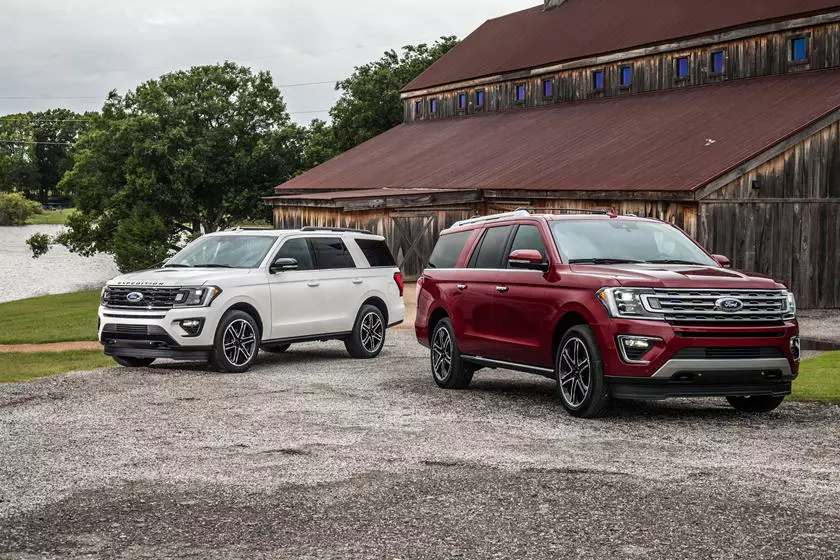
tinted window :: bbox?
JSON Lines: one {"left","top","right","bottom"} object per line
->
{"left": 356, "top": 238, "right": 396, "bottom": 267}
{"left": 166, "top": 235, "right": 278, "bottom": 269}
{"left": 274, "top": 238, "right": 314, "bottom": 271}
{"left": 428, "top": 230, "right": 472, "bottom": 269}
{"left": 468, "top": 226, "right": 514, "bottom": 269}
{"left": 507, "top": 225, "right": 548, "bottom": 267}
{"left": 310, "top": 237, "right": 356, "bottom": 270}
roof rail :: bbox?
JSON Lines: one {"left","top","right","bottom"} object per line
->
{"left": 450, "top": 209, "right": 532, "bottom": 229}
{"left": 520, "top": 207, "right": 616, "bottom": 216}
{"left": 226, "top": 226, "right": 275, "bottom": 231}
{"left": 300, "top": 226, "right": 374, "bottom": 235}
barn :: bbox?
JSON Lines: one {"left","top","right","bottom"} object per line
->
{"left": 267, "top": 0, "right": 840, "bottom": 308}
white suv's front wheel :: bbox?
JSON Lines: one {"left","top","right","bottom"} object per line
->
{"left": 210, "top": 310, "right": 260, "bottom": 373}
{"left": 345, "top": 304, "right": 386, "bottom": 359}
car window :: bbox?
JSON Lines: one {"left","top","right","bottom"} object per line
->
{"left": 310, "top": 237, "right": 356, "bottom": 270}
{"left": 165, "top": 235, "right": 278, "bottom": 269}
{"left": 468, "top": 226, "right": 514, "bottom": 269}
{"left": 427, "top": 230, "right": 473, "bottom": 269}
{"left": 507, "top": 225, "right": 548, "bottom": 268}
{"left": 355, "top": 238, "right": 397, "bottom": 267}
{"left": 274, "top": 238, "right": 314, "bottom": 271}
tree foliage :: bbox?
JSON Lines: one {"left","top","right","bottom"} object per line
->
{"left": 55, "top": 62, "right": 304, "bottom": 271}
{"left": 0, "top": 192, "right": 41, "bottom": 226}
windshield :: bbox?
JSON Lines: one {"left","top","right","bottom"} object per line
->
{"left": 165, "top": 235, "right": 278, "bottom": 269}
{"left": 549, "top": 220, "right": 717, "bottom": 266}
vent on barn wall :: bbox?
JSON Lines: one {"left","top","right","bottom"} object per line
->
{"left": 544, "top": 0, "right": 568, "bottom": 10}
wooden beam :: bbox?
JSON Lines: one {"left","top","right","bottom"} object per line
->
{"left": 481, "top": 189, "right": 695, "bottom": 201}
{"left": 401, "top": 11, "right": 840, "bottom": 98}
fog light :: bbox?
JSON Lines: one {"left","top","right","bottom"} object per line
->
{"left": 179, "top": 319, "right": 204, "bottom": 337}
{"left": 617, "top": 335, "right": 661, "bottom": 364}
{"left": 790, "top": 336, "right": 801, "bottom": 362}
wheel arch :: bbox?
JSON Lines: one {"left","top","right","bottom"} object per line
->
{"left": 427, "top": 306, "right": 450, "bottom": 343}
{"left": 551, "top": 306, "right": 597, "bottom": 360}
{"left": 360, "top": 295, "right": 389, "bottom": 325}
{"left": 224, "top": 302, "right": 265, "bottom": 339}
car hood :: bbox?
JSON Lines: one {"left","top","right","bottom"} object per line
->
{"left": 107, "top": 268, "right": 256, "bottom": 287}
{"left": 568, "top": 263, "right": 786, "bottom": 290}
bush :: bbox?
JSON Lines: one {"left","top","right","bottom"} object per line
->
{"left": 0, "top": 193, "right": 41, "bottom": 226}
{"left": 26, "top": 232, "right": 52, "bottom": 258}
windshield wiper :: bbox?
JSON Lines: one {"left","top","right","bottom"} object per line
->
{"left": 163, "top": 264, "right": 192, "bottom": 268}
{"left": 193, "top": 264, "right": 234, "bottom": 268}
{"left": 646, "top": 259, "right": 706, "bottom": 266}
{"left": 569, "top": 258, "right": 645, "bottom": 265}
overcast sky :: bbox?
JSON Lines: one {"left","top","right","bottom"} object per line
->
{"left": 0, "top": 0, "right": 537, "bottom": 124}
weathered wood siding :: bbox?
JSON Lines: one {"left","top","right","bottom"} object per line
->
{"left": 699, "top": 122, "right": 840, "bottom": 308}
{"left": 404, "top": 22, "right": 840, "bottom": 122}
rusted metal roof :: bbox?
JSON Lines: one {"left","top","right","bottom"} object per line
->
{"left": 403, "top": 0, "right": 840, "bottom": 92}
{"left": 276, "top": 70, "right": 840, "bottom": 195}
{"left": 266, "top": 188, "right": 444, "bottom": 201}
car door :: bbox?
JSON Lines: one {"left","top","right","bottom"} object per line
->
{"left": 452, "top": 225, "right": 514, "bottom": 358}
{"left": 492, "top": 223, "right": 556, "bottom": 368}
{"left": 308, "top": 236, "right": 364, "bottom": 335}
{"left": 267, "top": 236, "right": 322, "bottom": 340}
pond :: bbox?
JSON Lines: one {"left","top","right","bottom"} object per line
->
{"left": 0, "top": 225, "right": 120, "bottom": 303}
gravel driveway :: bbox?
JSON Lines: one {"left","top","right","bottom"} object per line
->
{"left": 1, "top": 330, "right": 839, "bottom": 559}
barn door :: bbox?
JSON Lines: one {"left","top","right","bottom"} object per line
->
{"left": 390, "top": 214, "right": 438, "bottom": 277}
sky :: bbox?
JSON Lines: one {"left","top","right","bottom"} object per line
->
{"left": 0, "top": 0, "right": 538, "bottom": 124}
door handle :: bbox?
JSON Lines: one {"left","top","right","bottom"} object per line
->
{"left": 456, "top": 284, "right": 467, "bottom": 291}
{"left": 496, "top": 286, "right": 509, "bottom": 293}
{"left": 307, "top": 281, "right": 321, "bottom": 288}
{"left": 352, "top": 279, "right": 364, "bottom": 285}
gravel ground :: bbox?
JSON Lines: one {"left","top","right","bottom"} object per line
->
{"left": 1, "top": 330, "right": 839, "bottom": 559}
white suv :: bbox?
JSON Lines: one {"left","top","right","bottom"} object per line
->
{"left": 98, "top": 227, "right": 405, "bottom": 372}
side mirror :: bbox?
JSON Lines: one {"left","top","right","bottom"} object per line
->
{"left": 508, "top": 249, "right": 549, "bottom": 272}
{"left": 712, "top": 254, "right": 731, "bottom": 268}
{"left": 270, "top": 257, "right": 299, "bottom": 274}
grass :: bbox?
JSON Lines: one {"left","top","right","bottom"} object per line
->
{"left": 792, "top": 351, "right": 840, "bottom": 403}
{"left": 0, "top": 351, "right": 113, "bottom": 383}
{"left": 26, "top": 208, "right": 76, "bottom": 225}
{"left": 0, "top": 290, "right": 101, "bottom": 345}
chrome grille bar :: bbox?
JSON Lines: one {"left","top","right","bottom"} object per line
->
{"left": 642, "top": 289, "right": 789, "bottom": 324}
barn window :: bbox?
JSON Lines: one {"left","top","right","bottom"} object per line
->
{"left": 515, "top": 84, "right": 526, "bottom": 102}
{"left": 415, "top": 100, "right": 422, "bottom": 115}
{"left": 476, "top": 90, "right": 485, "bottom": 108}
{"left": 431, "top": 98, "right": 438, "bottom": 113}
{"left": 711, "top": 51, "right": 725, "bottom": 74}
{"left": 620, "top": 66, "right": 632, "bottom": 87}
{"left": 791, "top": 37, "right": 808, "bottom": 61}
{"left": 458, "top": 93, "right": 466, "bottom": 110}
{"left": 543, "top": 79, "right": 553, "bottom": 98}
{"left": 592, "top": 70, "right": 604, "bottom": 90}
{"left": 677, "top": 57, "right": 689, "bottom": 78}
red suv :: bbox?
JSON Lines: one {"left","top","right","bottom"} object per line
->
{"left": 415, "top": 210, "right": 800, "bottom": 417}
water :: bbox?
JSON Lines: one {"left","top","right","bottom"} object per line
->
{"left": 0, "top": 225, "right": 120, "bottom": 303}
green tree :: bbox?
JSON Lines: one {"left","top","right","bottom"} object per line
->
{"left": 0, "top": 115, "right": 38, "bottom": 195}
{"left": 31, "top": 109, "right": 91, "bottom": 203}
{"left": 306, "top": 37, "right": 459, "bottom": 161}
{"left": 53, "top": 62, "right": 303, "bottom": 271}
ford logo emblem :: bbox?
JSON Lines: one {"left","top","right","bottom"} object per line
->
{"left": 126, "top": 292, "right": 144, "bottom": 303}
{"left": 715, "top": 297, "right": 744, "bottom": 312}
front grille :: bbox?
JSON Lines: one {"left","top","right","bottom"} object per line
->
{"left": 643, "top": 289, "right": 789, "bottom": 325}
{"left": 104, "top": 286, "right": 180, "bottom": 309}
{"left": 106, "top": 324, "right": 152, "bottom": 335}
{"left": 673, "top": 347, "right": 786, "bottom": 360}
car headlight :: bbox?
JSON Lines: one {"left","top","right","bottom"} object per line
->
{"left": 174, "top": 286, "right": 222, "bottom": 307}
{"left": 101, "top": 286, "right": 110, "bottom": 304}
{"left": 596, "top": 288, "right": 664, "bottom": 320}
{"left": 783, "top": 290, "right": 796, "bottom": 320}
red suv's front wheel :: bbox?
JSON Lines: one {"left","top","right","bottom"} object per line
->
{"left": 556, "top": 325, "right": 610, "bottom": 418}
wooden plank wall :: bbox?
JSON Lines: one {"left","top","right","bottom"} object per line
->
{"left": 699, "top": 122, "right": 840, "bottom": 308}
{"left": 404, "top": 22, "right": 840, "bottom": 122}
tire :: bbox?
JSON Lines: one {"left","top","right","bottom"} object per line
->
{"left": 555, "top": 325, "right": 609, "bottom": 418}
{"left": 430, "top": 318, "right": 474, "bottom": 390}
{"left": 345, "top": 304, "right": 386, "bottom": 359}
{"left": 726, "top": 395, "right": 785, "bottom": 413}
{"left": 113, "top": 356, "right": 155, "bottom": 368}
{"left": 209, "top": 310, "right": 261, "bottom": 373}
{"left": 263, "top": 343, "right": 291, "bottom": 354}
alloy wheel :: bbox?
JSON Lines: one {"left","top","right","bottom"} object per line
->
{"left": 432, "top": 327, "right": 453, "bottom": 381}
{"left": 223, "top": 319, "right": 257, "bottom": 367}
{"left": 360, "top": 312, "right": 384, "bottom": 353}
{"left": 558, "top": 337, "right": 591, "bottom": 408}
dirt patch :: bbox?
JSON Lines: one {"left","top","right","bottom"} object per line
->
{"left": 0, "top": 341, "right": 100, "bottom": 354}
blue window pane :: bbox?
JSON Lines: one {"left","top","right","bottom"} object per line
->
{"left": 792, "top": 38, "right": 807, "bottom": 61}
{"left": 516, "top": 84, "right": 525, "bottom": 101}
{"left": 431, "top": 99, "right": 437, "bottom": 113}
{"left": 712, "top": 51, "right": 724, "bottom": 73}
{"left": 415, "top": 101, "right": 422, "bottom": 114}
{"left": 543, "top": 80, "right": 552, "bottom": 97}
{"left": 621, "top": 66, "right": 632, "bottom": 86}
{"left": 477, "top": 91, "right": 484, "bottom": 106}
{"left": 459, "top": 94, "right": 466, "bottom": 109}
{"left": 678, "top": 57, "right": 689, "bottom": 77}
{"left": 593, "top": 71, "right": 603, "bottom": 90}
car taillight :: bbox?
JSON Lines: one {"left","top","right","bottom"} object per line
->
{"left": 394, "top": 272, "right": 404, "bottom": 297}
